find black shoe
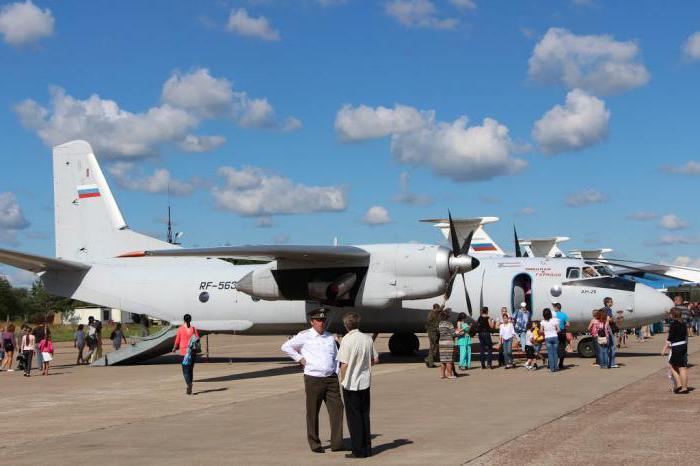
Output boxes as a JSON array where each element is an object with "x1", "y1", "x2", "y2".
[
  {"x1": 311, "y1": 447, "x2": 324, "y2": 453},
  {"x1": 186, "y1": 385, "x2": 192, "y2": 395}
]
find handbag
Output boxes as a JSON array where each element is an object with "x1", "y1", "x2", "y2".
[{"x1": 597, "y1": 327, "x2": 608, "y2": 346}]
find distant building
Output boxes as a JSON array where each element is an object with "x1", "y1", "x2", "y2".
[{"x1": 61, "y1": 307, "x2": 136, "y2": 325}]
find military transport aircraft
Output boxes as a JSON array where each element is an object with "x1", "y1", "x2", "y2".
[{"x1": 0, "y1": 141, "x2": 674, "y2": 360}]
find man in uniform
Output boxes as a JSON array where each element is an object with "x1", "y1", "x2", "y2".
[
  {"x1": 281, "y1": 308, "x2": 344, "y2": 453},
  {"x1": 424, "y1": 304, "x2": 441, "y2": 367}
]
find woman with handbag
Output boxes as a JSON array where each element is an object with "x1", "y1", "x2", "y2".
[
  {"x1": 588, "y1": 310, "x2": 611, "y2": 369},
  {"x1": 173, "y1": 314, "x2": 201, "y2": 395}
]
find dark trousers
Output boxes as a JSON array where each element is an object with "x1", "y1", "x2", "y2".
[
  {"x1": 343, "y1": 388, "x2": 372, "y2": 457},
  {"x1": 557, "y1": 331, "x2": 567, "y2": 368},
  {"x1": 478, "y1": 332, "x2": 493, "y2": 367},
  {"x1": 425, "y1": 334, "x2": 438, "y2": 366},
  {"x1": 23, "y1": 350, "x2": 33, "y2": 375},
  {"x1": 181, "y1": 358, "x2": 195, "y2": 387},
  {"x1": 304, "y1": 375, "x2": 344, "y2": 451}
]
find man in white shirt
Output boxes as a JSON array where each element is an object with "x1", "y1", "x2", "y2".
[
  {"x1": 281, "y1": 308, "x2": 344, "y2": 453},
  {"x1": 337, "y1": 312, "x2": 378, "y2": 459}
]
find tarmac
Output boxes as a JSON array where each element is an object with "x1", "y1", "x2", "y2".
[{"x1": 1, "y1": 332, "x2": 698, "y2": 465}]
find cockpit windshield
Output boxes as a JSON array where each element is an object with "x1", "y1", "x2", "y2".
[{"x1": 594, "y1": 265, "x2": 614, "y2": 277}]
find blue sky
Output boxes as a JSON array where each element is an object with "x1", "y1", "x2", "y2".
[{"x1": 1, "y1": 0, "x2": 700, "y2": 285}]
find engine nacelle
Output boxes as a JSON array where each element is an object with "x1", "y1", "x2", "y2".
[
  {"x1": 236, "y1": 266, "x2": 281, "y2": 300},
  {"x1": 353, "y1": 244, "x2": 450, "y2": 308}
]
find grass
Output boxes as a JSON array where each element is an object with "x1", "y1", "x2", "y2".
[{"x1": 1, "y1": 322, "x2": 167, "y2": 343}]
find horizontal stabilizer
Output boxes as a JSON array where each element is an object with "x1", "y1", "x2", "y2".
[
  {"x1": 569, "y1": 248, "x2": 613, "y2": 260},
  {"x1": 0, "y1": 248, "x2": 90, "y2": 273},
  {"x1": 119, "y1": 245, "x2": 370, "y2": 262},
  {"x1": 519, "y1": 237, "x2": 570, "y2": 257}
]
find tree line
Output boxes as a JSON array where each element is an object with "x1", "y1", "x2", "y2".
[{"x1": 0, "y1": 276, "x2": 87, "y2": 323}]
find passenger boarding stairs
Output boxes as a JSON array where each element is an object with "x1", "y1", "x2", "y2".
[{"x1": 91, "y1": 326, "x2": 178, "y2": 366}]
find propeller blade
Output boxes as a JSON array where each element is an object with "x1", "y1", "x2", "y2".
[
  {"x1": 513, "y1": 224, "x2": 522, "y2": 258},
  {"x1": 461, "y1": 273, "x2": 473, "y2": 316},
  {"x1": 448, "y1": 211, "x2": 460, "y2": 255},
  {"x1": 445, "y1": 274, "x2": 456, "y2": 300},
  {"x1": 460, "y1": 229, "x2": 475, "y2": 256},
  {"x1": 478, "y1": 269, "x2": 485, "y2": 312}
]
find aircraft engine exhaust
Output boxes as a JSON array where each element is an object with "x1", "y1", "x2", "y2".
[{"x1": 308, "y1": 272, "x2": 357, "y2": 303}]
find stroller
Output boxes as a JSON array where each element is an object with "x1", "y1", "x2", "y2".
[{"x1": 16, "y1": 352, "x2": 27, "y2": 371}]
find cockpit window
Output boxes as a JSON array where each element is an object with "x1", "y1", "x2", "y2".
[
  {"x1": 566, "y1": 267, "x2": 581, "y2": 279},
  {"x1": 594, "y1": 265, "x2": 613, "y2": 277}
]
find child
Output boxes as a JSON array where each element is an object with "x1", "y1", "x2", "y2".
[
  {"x1": 531, "y1": 320, "x2": 545, "y2": 368},
  {"x1": 499, "y1": 315, "x2": 516, "y2": 369},
  {"x1": 74, "y1": 324, "x2": 86, "y2": 364},
  {"x1": 38, "y1": 334, "x2": 54, "y2": 376},
  {"x1": 524, "y1": 322, "x2": 537, "y2": 370}
]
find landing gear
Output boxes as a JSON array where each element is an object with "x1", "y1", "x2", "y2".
[
  {"x1": 388, "y1": 333, "x2": 419, "y2": 356},
  {"x1": 577, "y1": 336, "x2": 595, "y2": 358}
]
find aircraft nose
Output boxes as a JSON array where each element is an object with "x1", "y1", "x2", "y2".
[{"x1": 634, "y1": 283, "x2": 673, "y2": 323}]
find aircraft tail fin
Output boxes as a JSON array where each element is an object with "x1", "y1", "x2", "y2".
[
  {"x1": 420, "y1": 217, "x2": 505, "y2": 256},
  {"x1": 53, "y1": 140, "x2": 177, "y2": 262}
]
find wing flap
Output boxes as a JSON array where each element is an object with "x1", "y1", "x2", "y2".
[
  {"x1": 119, "y1": 245, "x2": 370, "y2": 262},
  {"x1": 0, "y1": 248, "x2": 90, "y2": 273}
]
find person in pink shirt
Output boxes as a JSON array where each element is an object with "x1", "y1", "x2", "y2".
[
  {"x1": 38, "y1": 334, "x2": 54, "y2": 376},
  {"x1": 172, "y1": 314, "x2": 200, "y2": 395}
]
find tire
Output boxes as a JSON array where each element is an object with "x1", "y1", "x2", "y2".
[
  {"x1": 389, "y1": 333, "x2": 420, "y2": 356},
  {"x1": 577, "y1": 337, "x2": 595, "y2": 358}
]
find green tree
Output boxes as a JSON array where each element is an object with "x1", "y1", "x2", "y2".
[{"x1": 0, "y1": 276, "x2": 19, "y2": 320}]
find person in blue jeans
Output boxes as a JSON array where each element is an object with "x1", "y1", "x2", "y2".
[
  {"x1": 541, "y1": 308, "x2": 560, "y2": 372},
  {"x1": 602, "y1": 297, "x2": 618, "y2": 368}
]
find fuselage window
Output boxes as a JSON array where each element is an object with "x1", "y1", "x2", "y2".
[
  {"x1": 566, "y1": 267, "x2": 580, "y2": 279},
  {"x1": 582, "y1": 266, "x2": 598, "y2": 278}
]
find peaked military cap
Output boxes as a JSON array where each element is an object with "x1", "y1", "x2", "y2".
[{"x1": 308, "y1": 308, "x2": 329, "y2": 319}]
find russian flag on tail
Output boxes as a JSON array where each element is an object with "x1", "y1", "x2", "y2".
[
  {"x1": 77, "y1": 184, "x2": 100, "y2": 199},
  {"x1": 472, "y1": 242, "x2": 497, "y2": 252}
]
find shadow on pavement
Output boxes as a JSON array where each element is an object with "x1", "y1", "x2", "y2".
[
  {"x1": 196, "y1": 365, "x2": 301, "y2": 383},
  {"x1": 194, "y1": 387, "x2": 229, "y2": 395},
  {"x1": 372, "y1": 438, "x2": 414, "y2": 456}
]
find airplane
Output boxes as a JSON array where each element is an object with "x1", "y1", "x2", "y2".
[{"x1": 0, "y1": 140, "x2": 674, "y2": 362}]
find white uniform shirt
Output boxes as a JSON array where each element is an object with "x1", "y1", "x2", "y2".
[
  {"x1": 337, "y1": 330, "x2": 378, "y2": 391},
  {"x1": 281, "y1": 328, "x2": 338, "y2": 377}
]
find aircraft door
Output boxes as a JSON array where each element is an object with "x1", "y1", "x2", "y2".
[{"x1": 512, "y1": 273, "x2": 532, "y2": 313}]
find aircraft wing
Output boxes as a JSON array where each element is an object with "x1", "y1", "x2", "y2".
[
  {"x1": 600, "y1": 258, "x2": 700, "y2": 283},
  {"x1": 0, "y1": 248, "x2": 90, "y2": 273},
  {"x1": 119, "y1": 245, "x2": 370, "y2": 262},
  {"x1": 420, "y1": 217, "x2": 505, "y2": 256}
]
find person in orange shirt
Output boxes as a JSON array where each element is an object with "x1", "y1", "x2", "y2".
[{"x1": 172, "y1": 314, "x2": 200, "y2": 395}]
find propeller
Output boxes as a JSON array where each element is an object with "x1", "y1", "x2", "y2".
[
  {"x1": 444, "y1": 211, "x2": 480, "y2": 316},
  {"x1": 513, "y1": 224, "x2": 522, "y2": 258}
]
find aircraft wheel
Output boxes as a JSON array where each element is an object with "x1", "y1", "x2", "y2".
[
  {"x1": 389, "y1": 333, "x2": 420, "y2": 356},
  {"x1": 577, "y1": 337, "x2": 596, "y2": 358}
]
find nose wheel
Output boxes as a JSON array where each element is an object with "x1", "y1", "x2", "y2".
[{"x1": 388, "y1": 333, "x2": 420, "y2": 357}]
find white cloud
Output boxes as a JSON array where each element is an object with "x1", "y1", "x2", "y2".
[
  {"x1": 213, "y1": 166, "x2": 347, "y2": 216},
  {"x1": 0, "y1": 192, "x2": 30, "y2": 246},
  {"x1": 4, "y1": 269, "x2": 37, "y2": 288},
  {"x1": 565, "y1": 189, "x2": 607, "y2": 206},
  {"x1": 390, "y1": 115, "x2": 527, "y2": 182},
  {"x1": 518, "y1": 207, "x2": 536, "y2": 216},
  {"x1": 626, "y1": 211, "x2": 656, "y2": 221},
  {"x1": 659, "y1": 214, "x2": 688, "y2": 230},
  {"x1": 108, "y1": 162, "x2": 194, "y2": 196},
  {"x1": 226, "y1": 8, "x2": 280, "y2": 41},
  {"x1": 394, "y1": 172, "x2": 432, "y2": 205},
  {"x1": 178, "y1": 134, "x2": 226, "y2": 153},
  {"x1": 15, "y1": 87, "x2": 197, "y2": 158},
  {"x1": 683, "y1": 32, "x2": 700, "y2": 61},
  {"x1": 450, "y1": 0, "x2": 476, "y2": 10},
  {"x1": 662, "y1": 161, "x2": 700, "y2": 175},
  {"x1": 653, "y1": 235, "x2": 700, "y2": 246},
  {"x1": 532, "y1": 89, "x2": 610, "y2": 154},
  {"x1": 335, "y1": 104, "x2": 432, "y2": 142},
  {"x1": 386, "y1": 0, "x2": 458, "y2": 30},
  {"x1": 282, "y1": 117, "x2": 303, "y2": 132},
  {"x1": 255, "y1": 217, "x2": 274, "y2": 228},
  {"x1": 363, "y1": 206, "x2": 391, "y2": 225},
  {"x1": 162, "y1": 68, "x2": 235, "y2": 118},
  {"x1": 0, "y1": 1, "x2": 54, "y2": 47},
  {"x1": 674, "y1": 256, "x2": 700, "y2": 268},
  {"x1": 528, "y1": 27, "x2": 650, "y2": 95}
]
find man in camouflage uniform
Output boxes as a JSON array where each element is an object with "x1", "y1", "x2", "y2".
[{"x1": 424, "y1": 304, "x2": 441, "y2": 367}]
